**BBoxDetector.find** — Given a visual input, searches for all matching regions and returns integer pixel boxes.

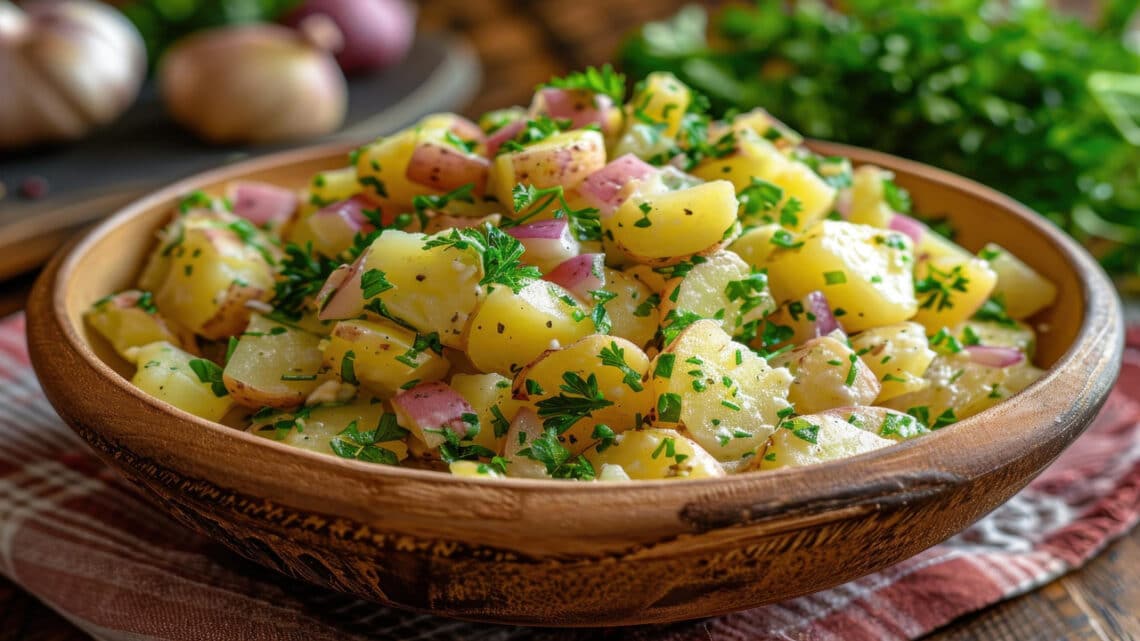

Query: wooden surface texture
[2,0,1139,638]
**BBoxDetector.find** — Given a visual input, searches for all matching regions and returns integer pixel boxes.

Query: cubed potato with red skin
[491,129,607,217]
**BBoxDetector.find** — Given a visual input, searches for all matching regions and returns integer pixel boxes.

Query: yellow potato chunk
[491,129,607,213]
[649,320,793,461]
[222,314,324,409]
[752,413,894,471]
[883,353,1044,423]
[153,226,275,340]
[608,180,739,266]
[847,165,895,229]
[450,372,525,454]
[691,132,835,231]
[249,399,408,462]
[980,243,1057,319]
[603,268,659,349]
[729,224,782,270]
[660,250,774,338]
[626,71,691,138]
[464,280,595,376]
[850,322,936,402]
[323,319,450,397]
[449,460,505,478]
[512,335,651,454]
[771,334,880,414]
[815,406,930,442]
[584,428,724,480]
[766,220,917,332]
[360,230,484,348]
[131,342,233,422]
[86,290,195,360]
[306,166,360,206]
[354,129,427,206]
[912,256,998,333]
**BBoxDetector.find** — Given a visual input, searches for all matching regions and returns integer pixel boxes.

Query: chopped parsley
[423,223,543,293]
[598,341,645,392]
[188,358,227,397]
[534,372,614,434]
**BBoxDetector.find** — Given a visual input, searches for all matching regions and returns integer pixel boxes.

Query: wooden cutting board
[0,32,480,281]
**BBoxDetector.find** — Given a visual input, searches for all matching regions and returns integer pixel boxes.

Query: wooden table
[2,0,1139,638]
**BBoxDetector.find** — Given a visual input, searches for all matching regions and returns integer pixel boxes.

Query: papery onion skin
[0,0,146,148]
[159,22,347,145]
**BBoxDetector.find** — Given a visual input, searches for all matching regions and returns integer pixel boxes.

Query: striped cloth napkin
[1,312,1138,641]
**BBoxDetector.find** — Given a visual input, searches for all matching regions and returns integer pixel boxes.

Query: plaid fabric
[1,313,1138,641]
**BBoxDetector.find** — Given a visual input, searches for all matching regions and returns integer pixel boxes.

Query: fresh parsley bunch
[620,0,1140,286]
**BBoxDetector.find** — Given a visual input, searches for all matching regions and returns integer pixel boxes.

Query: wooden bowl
[27,141,1123,626]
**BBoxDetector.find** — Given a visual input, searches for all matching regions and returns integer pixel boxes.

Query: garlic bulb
[159,19,348,145]
[0,0,146,149]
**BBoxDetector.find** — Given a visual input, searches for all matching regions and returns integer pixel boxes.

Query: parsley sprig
[423,223,542,293]
[503,183,603,242]
[543,64,626,104]
[535,372,614,434]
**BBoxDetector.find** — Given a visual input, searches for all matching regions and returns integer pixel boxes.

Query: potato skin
[223,314,325,409]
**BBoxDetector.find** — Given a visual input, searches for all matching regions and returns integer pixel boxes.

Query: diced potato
[954,319,1036,355]
[86,290,196,360]
[691,132,835,231]
[153,226,275,340]
[512,335,652,454]
[502,408,552,479]
[729,224,782,270]
[850,322,936,402]
[608,180,740,266]
[883,353,1044,422]
[727,108,804,148]
[626,71,691,138]
[306,166,360,206]
[491,129,607,214]
[659,250,774,338]
[847,165,895,229]
[464,280,595,376]
[449,460,504,478]
[912,256,998,333]
[752,413,894,471]
[623,264,668,293]
[584,428,724,480]
[249,399,408,462]
[980,243,1057,319]
[648,320,793,461]
[137,209,228,292]
[450,372,525,454]
[771,334,880,414]
[222,314,324,409]
[131,342,233,422]
[354,129,430,206]
[603,268,659,349]
[358,230,484,348]
[766,220,917,332]
[815,406,930,442]
[323,319,450,397]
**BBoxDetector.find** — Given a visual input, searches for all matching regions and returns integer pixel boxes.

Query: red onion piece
[405,141,490,194]
[391,381,477,449]
[544,253,605,302]
[506,219,578,268]
[531,87,615,131]
[228,181,298,228]
[318,254,365,320]
[806,290,840,337]
[965,345,1025,368]
[578,153,657,216]
[888,213,926,246]
[484,120,524,157]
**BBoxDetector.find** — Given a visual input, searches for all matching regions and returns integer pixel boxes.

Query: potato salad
[87,67,1058,481]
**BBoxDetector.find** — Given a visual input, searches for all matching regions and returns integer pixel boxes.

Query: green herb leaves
[544,64,626,103]
[188,358,227,397]
[329,415,404,465]
[424,223,542,294]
